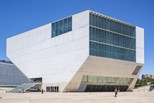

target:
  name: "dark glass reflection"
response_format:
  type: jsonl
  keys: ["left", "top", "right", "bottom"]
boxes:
{"left": 52, "top": 16, "right": 72, "bottom": 37}
{"left": 89, "top": 13, "right": 136, "bottom": 62}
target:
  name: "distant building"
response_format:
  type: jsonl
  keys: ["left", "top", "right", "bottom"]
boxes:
{"left": 0, "top": 61, "right": 30, "bottom": 86}
{"left": 142, "top": 74, "right": 154, "bottom": 80}
{"left": 7, "top": 10, "right": 144, "bottom": 92}
{"left": 151, "top": 75, "right": 154, "bottom": 79}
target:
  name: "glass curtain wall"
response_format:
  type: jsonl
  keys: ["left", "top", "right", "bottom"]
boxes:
{"left": 82, "top": 75, "right": 133, "bottom": 85}
{"left": 89, "top": 13, "right": 136, "bottom": 62}
{"left": 0, "top": 63, "right": 30, "bottom": 86}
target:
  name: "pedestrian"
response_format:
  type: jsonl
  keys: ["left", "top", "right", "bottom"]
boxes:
{"left": 18, "top": 89, "right": 21, "bottom": 93}
{"left": 41, "top": 89, "right": 44, "bottom": 94}
{"left": 114, "top": 88, "right": 118, "bottom": 97}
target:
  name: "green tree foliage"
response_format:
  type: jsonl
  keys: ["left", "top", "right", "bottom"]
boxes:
{"left": 151, "top": 81, "right": 154, "bottom": 84}
{"left": 135, "top": 78, "right": 154, "bottom": 87}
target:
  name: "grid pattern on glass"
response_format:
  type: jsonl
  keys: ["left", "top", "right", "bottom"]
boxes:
{"left": 0, "top": 63, "right": 30, "bottom": 86}
{"left": 82, "top": 75, "right": 133, "bottom": 85}
{"left": 90, "top": 13, "right": 135, "bottom": 37}
{"left": 90, "top": 42, "right": 136, "bottom": 61}
{"left": 52, "top": 16, "right": 72, "bottom": 37}
{"left": 90, "top": 27, "right": 136, "bottom": 49}
{"left": 89, "top": 13, "right": 136, "bottom": 62}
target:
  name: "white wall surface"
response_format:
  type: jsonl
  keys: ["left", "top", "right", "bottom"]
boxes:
{"left": 7, "top": 10, "right": 89, "bottom": 91}
{"left": 136, "top": 26, "right": 144, "bottom": 64}
{"left": 7, "top": 10, "right": 143, "bottom": 92}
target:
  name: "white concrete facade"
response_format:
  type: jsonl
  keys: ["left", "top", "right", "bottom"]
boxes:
{"left": 7, "top": 10, "right": 144, "bottom": 92}
{"left": 136, "top": 26, "right": 144, "bottom": 64}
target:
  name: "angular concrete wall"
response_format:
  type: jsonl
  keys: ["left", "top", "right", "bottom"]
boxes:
{"left": 7, "top": 10, "right": 90, "bottom": 92}
{"left": 136, "top": 26, "right": 144, "bottom": 64}
{"left": 7, "top": 10, "right": 144, "bottom": 92}
{"left": 64, "top": 56, "right": 143, "bottom": 92}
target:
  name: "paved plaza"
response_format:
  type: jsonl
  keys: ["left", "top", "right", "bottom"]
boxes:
{"left": 0, "top": 89, "right": 154, "bottom": 103}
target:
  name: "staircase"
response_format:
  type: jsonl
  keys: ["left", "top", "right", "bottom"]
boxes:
{"left": 8, "top": 83, "right": 41, "bottom": 93}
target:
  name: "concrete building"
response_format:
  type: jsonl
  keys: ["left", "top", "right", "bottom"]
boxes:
{"left": 142, "top": 74, "right": 154, "bottom": 79}
{"left": 151, "top": 75, "right": 154, "bottom": 79}
{"left": 0, "top": 61, "right": 30, "bottom": 87}
{"left": 7, "top": 10, "right": 144, "bottom": 92}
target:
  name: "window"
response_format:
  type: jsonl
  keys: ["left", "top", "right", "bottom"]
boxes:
{"left": 132, "top": 66, "right": 142, "bottom": 75}
{"left": 46, "top": 86, "right": 59, "bottom": 92}
{"left": 89, "top": 13, "right": 136, "bottom": 62}
{"left": 81, "top": 75, "right": 133, "bottom": 85}
{"left": 52, "top": 16, "right": 72, "bottom": 38}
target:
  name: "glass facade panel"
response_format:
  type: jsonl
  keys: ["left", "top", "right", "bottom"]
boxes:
{"left": 90, "top": 42, "right": 135, "bottom": 61}
{"left": 89, "top": 13, "right": 136, "bottom": 62}
{"left": 52, "top": 16, "right": 72, "bottom": 37}
{"left": 82, "top": 75, "right": 88, "bottom": 82}
{"left": 81, "top": 75, "right": 133, "bottom": 85}
{"left": 0, "top": 62, "right": 30, "bottom": 86}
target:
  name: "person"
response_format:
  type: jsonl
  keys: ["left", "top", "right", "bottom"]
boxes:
{"left": 41, "top": 89, "right": 44, "bottom": 94}
{"left": 114, "top": 88, "right": 118, "bottom": 97}
{"left": 18, "top": 89, "right": 21, "bottom": 93}
{"left": 22, "top": 89, "right": 25, "bottom": 93}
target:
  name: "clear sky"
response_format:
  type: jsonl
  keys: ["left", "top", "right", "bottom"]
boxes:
{"left": 0, "top": 0, "right": 154, "bottom": 76}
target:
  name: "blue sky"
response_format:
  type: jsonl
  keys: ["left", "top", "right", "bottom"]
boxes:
{"left": 0, "top": 0, "right": 154, "bottom": 76}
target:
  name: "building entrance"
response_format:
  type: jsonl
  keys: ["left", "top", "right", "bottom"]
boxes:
{"left": 85, "top": 85, "right": 128, "bottom": 92}
{"left": 46, "top": 86, "right": 59, "bottom": 92}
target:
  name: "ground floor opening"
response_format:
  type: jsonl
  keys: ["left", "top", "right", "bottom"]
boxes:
{"left": 46, "top": 86, "right": 59, "bottom": 92}
{"left": 85, "top": 85, "right": 128, "bottom": 92}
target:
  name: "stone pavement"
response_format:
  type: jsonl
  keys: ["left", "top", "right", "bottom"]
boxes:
{"left": 0, "top": 91, "right": 154, "bottom": 103}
